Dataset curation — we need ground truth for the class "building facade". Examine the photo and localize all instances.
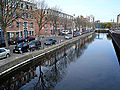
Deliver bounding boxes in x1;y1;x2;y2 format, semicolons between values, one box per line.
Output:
34;8;73;36
7;0;37;39
87;15;95;23
117;14;120;24
0;0;74;44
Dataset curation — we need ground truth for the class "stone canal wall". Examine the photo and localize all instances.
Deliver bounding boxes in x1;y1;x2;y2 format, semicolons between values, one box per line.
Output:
109;30;120;50
0;32;94;76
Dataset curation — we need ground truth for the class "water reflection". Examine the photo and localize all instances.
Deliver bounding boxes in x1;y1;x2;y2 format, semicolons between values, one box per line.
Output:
0;34;95;90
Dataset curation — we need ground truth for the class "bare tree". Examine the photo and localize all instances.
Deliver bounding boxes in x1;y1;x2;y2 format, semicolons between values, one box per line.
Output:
32;0;48;39
0;0;21;49
74;16;82;31
49;6;61;36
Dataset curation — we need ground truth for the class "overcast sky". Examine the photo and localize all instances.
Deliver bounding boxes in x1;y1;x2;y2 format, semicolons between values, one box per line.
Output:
45;0;120;22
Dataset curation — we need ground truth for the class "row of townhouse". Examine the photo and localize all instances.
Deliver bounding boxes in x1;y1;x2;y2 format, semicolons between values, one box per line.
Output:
0;0;73;42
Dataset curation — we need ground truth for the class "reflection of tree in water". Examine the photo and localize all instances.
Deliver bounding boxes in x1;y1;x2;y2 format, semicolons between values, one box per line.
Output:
107;34;112;40
31;45;78;89
74;35;95;58
0;34;96;90
32;34;96;90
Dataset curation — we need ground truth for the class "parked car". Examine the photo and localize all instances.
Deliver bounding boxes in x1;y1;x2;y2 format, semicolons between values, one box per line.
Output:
73;33;78;37
65;34;73;39
25;36;35;42
28;40;41;51
62;30;70;35
0;48;10;59
13;42;29;54
11;37;25;44
44;38;57;45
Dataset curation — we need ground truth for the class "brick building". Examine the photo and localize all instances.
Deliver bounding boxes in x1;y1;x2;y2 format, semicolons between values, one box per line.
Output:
0;0;73;42
35;8;73;36
6;0;37;39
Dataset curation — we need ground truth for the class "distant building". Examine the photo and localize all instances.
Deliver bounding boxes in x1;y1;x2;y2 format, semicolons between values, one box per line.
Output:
117;14;120;24
87;15;95;23
95;20;100;23
80;15;89;22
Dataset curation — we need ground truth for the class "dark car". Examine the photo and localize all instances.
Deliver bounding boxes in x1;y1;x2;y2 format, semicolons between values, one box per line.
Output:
73;33;78;37
44;38;57;45
28;40;41;51
11;37;25;44
76;33;80;36
13;42;29;54
25;36;35;42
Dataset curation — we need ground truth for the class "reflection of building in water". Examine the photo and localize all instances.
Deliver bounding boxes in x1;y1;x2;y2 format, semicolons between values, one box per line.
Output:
43;46;72;67
0;34;95;90
0;67;36;90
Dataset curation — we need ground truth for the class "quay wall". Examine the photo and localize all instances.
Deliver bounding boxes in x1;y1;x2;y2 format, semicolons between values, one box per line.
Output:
0;32;94;77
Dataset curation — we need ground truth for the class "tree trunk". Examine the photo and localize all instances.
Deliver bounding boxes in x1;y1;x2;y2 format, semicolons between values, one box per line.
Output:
39;27;41;40
3;27;9;49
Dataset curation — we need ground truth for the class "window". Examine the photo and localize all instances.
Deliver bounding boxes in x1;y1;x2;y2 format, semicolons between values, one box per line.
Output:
45;23;47;27
30;6;32;10
32;31;34;36
30;22;33;28
29;31;34;36
16;11;20;17
50;30;52;34
30;14;33;19
9;21;14;28
21;12;24;18
57;24;59;27
25;13;29;19
10;32;15;38
20;31;23;38
16;22;20;28
58;29;60;32
29;31;31;36
26;5;29;9
24;22;28;27
45;17;47;20
50;24;52;27
16;32;19;38
45;30;47;33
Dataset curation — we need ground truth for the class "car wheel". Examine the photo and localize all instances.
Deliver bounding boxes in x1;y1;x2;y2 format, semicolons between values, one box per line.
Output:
27;49;30;52
20;51;23;54
6;54;10;58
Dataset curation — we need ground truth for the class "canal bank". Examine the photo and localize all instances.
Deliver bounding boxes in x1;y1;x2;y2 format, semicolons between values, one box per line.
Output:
109;30;120;50
0;33;119;90
0;32;94;77
109;30;120;62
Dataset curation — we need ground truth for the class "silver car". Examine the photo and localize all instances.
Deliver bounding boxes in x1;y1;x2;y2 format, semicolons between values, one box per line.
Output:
0;48;10;59
65;34;73;39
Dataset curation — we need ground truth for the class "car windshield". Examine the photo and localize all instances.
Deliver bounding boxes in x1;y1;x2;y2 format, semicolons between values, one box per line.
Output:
67;35;72;36
17;43;24;47
0;49;5;53
47;39;52;41
28;41;35;45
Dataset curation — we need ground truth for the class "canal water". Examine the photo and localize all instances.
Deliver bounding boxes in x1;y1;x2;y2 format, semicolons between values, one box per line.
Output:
0;33;120;90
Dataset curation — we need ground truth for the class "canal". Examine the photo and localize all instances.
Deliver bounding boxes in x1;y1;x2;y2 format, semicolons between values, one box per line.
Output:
0;33;120;90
